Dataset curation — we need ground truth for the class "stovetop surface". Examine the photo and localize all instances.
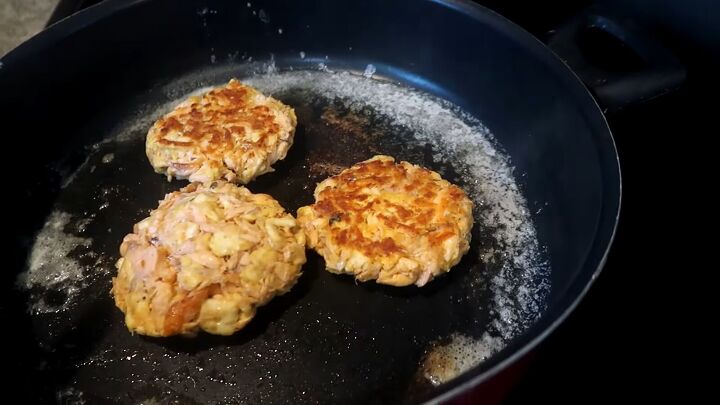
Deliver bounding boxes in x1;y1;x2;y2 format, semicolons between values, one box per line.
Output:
45;0;711;401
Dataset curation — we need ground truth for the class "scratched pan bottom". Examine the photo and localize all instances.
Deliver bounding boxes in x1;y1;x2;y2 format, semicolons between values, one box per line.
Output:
12;65;544;404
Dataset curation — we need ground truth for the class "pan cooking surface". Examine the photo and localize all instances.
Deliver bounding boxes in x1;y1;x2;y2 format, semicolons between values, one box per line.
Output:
17;64;549;404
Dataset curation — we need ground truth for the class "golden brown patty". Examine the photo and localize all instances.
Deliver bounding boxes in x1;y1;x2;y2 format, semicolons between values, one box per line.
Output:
112;181;306;336
146;79;296;184
297;155;473;287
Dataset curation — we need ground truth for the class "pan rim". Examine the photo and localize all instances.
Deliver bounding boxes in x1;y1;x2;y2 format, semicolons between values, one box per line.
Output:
1;0;622;402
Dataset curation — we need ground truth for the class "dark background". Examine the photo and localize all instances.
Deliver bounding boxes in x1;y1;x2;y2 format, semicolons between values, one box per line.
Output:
45;0;715;402
483;1;713;402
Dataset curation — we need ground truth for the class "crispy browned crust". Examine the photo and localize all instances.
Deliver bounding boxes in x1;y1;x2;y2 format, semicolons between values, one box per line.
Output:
146;79;296;184
297;155;473;287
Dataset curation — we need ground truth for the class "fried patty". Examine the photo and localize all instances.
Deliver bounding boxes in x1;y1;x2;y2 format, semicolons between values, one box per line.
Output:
297;155;473;287
146;79;296;184
112;181;306;336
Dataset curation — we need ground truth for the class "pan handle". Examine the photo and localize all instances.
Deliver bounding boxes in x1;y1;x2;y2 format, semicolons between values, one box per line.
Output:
546;8;686;113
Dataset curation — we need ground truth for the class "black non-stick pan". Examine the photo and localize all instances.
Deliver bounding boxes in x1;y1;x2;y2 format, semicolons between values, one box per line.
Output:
1;0;623;403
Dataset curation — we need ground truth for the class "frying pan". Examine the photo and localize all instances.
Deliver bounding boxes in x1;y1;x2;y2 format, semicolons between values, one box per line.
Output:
1;0;626;403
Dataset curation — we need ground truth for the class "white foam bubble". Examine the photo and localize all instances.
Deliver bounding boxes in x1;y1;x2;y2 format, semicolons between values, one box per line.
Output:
17;211;95;313
363;64;376;78
421;333;504;386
